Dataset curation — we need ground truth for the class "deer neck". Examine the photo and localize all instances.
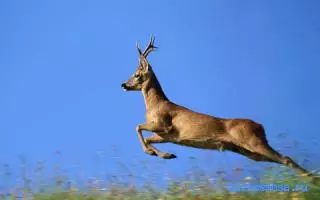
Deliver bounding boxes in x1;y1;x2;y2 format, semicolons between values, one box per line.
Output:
142;74;168;110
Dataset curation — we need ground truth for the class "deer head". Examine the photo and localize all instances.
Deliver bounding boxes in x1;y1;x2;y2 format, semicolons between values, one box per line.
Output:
121;36;157;91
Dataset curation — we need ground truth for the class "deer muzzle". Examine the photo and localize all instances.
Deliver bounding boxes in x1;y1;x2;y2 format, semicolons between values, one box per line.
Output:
121;83;128;91
121;82;135;91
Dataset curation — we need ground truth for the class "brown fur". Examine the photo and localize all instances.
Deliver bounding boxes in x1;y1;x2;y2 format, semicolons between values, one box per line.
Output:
121;36;313;176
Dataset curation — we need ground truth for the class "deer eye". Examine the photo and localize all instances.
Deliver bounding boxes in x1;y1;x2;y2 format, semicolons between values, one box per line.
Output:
134;74;140;78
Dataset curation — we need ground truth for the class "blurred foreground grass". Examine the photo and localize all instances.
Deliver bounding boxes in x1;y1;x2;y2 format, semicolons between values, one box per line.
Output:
1;134;320;200
28;177;320;200
2;166;319;200
31;180;320;200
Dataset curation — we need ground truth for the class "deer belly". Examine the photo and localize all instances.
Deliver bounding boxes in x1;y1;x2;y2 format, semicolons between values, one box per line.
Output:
174;137;224;150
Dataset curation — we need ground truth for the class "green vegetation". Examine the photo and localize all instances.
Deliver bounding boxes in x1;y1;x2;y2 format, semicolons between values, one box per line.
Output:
29;177;320;200
1;136;320;199
2;166;319;200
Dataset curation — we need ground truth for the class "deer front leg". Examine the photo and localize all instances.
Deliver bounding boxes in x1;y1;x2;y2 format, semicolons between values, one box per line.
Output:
136;124;156;156
136;123;174;158
145;134;176;159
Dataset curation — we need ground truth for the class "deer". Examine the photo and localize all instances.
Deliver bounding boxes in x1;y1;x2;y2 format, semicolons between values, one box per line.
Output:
121;36;316;180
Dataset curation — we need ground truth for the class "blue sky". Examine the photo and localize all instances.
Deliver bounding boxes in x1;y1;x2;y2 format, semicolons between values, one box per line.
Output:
1;0;320;187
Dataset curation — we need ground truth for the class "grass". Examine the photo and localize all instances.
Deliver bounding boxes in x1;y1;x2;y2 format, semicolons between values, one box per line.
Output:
28;174;320;200
1;135;320;199
1;161;319;200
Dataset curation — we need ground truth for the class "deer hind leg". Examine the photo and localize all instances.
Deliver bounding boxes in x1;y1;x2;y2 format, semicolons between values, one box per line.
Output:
262;146;310;175
245;139;311;176
232;141;310;176
145;134;177;159
228;145;277;163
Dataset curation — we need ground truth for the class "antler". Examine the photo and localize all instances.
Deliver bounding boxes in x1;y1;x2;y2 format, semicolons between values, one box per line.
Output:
136;35;157;58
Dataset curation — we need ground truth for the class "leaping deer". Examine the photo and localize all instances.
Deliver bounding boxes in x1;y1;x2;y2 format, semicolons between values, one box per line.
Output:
121;36;313;177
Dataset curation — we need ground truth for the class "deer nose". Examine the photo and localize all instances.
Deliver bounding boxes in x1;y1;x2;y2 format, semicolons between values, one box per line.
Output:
121;83;127;90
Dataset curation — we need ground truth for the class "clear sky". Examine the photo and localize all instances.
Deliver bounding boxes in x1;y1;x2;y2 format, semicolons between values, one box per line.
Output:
1;0;320;188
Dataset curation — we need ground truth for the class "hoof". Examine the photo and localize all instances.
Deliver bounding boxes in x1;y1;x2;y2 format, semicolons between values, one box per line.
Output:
161;153;177;159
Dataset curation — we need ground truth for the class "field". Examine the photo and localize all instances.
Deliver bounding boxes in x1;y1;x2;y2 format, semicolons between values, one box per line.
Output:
29;172;320;200
1;134;319;200
1;151;319;200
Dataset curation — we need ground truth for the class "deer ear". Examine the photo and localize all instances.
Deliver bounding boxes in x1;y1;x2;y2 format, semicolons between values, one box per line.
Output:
140;56;149;72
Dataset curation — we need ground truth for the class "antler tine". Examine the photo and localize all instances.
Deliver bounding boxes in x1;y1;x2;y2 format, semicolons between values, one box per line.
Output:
136;41;142;55
142;35;157;57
